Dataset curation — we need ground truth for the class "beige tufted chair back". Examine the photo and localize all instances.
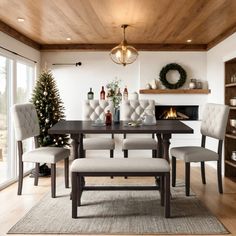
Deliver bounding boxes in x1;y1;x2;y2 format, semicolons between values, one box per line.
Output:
121;100;155;121
11;103;40;141
83;100;114;121
201;103;229;140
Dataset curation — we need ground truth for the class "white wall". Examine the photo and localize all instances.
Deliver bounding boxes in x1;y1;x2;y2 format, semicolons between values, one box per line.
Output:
0;32;41;72
41;51;139;119
41;51;207;118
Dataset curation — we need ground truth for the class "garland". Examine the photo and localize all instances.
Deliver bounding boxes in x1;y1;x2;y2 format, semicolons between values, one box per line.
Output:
159;63;187;89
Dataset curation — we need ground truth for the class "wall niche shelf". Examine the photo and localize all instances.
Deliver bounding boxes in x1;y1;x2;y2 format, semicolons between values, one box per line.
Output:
224;57;236;178
139;89;211;94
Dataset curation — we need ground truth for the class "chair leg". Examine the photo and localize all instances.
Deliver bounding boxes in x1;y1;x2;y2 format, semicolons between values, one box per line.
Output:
64;158;69;188
34;163;40;186
160;176;164;206
164;173;170;218
110;150;114;158
18;161;24;195
152;150;157;158
72;172;78;218
217;160;223;194
51;164;56;198
201;161;206;184
124;150;128;179
171;156;176;187
110;150;114;178
185;162;190;196
124;150;128;158
77;176;82;206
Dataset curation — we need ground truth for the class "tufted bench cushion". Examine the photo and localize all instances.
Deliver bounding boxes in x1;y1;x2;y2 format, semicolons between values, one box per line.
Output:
83;138;115;150
23;147;70;164
171;146;219;163
71;157;171;219
71;158;170;173
123;138;157;150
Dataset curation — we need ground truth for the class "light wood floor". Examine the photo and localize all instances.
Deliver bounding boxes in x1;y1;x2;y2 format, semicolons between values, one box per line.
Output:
0;160;236;236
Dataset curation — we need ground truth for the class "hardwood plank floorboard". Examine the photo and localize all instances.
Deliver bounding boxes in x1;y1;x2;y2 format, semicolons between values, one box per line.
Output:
0;160;235;236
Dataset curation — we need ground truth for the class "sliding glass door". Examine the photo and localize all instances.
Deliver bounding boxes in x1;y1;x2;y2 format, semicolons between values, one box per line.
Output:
0;52;35;188
0;55;13;185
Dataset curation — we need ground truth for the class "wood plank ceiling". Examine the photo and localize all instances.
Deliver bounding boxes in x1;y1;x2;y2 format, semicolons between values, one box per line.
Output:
0;0;236;51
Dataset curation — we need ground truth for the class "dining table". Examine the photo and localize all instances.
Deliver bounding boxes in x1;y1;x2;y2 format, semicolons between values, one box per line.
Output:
48;120;194;162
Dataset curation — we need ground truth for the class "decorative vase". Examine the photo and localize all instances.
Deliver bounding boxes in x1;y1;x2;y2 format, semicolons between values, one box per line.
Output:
114;107;120;124
146;83;151;89
189;79;197;89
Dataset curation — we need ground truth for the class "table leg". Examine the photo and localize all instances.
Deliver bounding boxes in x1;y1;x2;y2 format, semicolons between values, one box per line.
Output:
156;134;163;158
79;133;84;159
162;134;171;162
71;135;79;160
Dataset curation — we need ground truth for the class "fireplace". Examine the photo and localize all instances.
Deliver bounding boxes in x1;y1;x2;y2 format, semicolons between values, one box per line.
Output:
155;105;199;120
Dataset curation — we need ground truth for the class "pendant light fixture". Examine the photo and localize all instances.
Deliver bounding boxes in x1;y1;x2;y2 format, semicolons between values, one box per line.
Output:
110;24;138;66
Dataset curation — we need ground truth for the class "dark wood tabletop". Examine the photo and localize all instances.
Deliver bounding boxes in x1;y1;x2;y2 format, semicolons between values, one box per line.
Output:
48;120;193;135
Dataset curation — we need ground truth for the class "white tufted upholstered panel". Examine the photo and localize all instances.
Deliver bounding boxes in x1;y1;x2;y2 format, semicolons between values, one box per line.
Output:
200;103;229;140
11;103;40;141
83;100;114;121
121;100;155;121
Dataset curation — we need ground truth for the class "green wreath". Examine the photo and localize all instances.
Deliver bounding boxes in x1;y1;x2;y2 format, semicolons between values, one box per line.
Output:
159;63;187;89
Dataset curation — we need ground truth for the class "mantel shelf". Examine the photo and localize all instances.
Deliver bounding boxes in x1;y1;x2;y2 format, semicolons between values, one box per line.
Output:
139;89;211;94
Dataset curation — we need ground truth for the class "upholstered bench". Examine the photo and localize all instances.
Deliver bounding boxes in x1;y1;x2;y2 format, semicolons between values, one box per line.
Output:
70;158;171;218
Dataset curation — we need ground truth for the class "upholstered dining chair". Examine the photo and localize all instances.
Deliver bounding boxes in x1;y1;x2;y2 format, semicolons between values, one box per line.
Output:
171;103;229;196
12;103;70;198
121;100;157;158
82;100;115;157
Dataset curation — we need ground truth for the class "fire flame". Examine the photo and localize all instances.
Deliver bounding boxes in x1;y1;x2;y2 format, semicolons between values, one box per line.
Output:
165;107;177;119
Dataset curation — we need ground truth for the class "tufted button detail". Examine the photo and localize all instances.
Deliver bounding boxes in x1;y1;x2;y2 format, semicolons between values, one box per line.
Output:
200;103;229;140
11;103;40;141
121;100;155;121
83;100;114;121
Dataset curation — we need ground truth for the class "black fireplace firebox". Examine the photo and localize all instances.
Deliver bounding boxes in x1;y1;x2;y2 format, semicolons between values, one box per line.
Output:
155;105;199;120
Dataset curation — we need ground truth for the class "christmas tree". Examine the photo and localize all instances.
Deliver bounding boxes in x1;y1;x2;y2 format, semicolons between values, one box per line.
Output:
31;70;69;147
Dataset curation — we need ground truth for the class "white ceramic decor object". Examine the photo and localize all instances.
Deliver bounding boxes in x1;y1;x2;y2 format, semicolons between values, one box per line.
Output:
150;79;157;89
129;92;139;100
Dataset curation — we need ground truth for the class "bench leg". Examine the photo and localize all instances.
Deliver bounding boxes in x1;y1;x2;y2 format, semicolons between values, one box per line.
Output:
124;150;128;179
160;176;164;206
164;173;170;218
72;172;78;218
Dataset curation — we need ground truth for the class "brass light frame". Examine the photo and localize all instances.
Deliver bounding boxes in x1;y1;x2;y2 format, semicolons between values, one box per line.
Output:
110;24;138;66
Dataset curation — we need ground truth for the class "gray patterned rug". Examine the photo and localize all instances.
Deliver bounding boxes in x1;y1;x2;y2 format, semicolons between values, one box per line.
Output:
8;181;229;235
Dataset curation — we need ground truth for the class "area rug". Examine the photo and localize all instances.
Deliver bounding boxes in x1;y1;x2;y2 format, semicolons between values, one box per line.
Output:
8;181;229;235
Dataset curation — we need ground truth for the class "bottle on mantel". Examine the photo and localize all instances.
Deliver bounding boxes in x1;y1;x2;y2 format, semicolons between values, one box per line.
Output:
87;88;94;100
123;86;128;101
100;86;105;100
